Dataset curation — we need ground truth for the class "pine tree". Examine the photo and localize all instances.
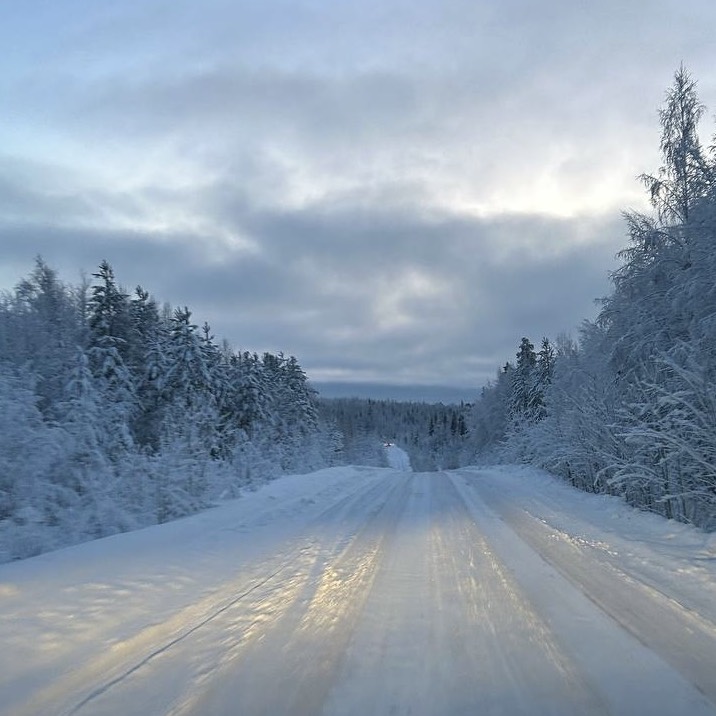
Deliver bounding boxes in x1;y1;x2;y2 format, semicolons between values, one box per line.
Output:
86;262;137;459
9;257;81;414
129;286;166;450
640;65;713;225
88;261;132;360
510;337;538;420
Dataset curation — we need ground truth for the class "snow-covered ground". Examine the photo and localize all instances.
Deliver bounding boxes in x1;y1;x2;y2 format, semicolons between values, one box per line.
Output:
384;443;411;471
1;464;715;715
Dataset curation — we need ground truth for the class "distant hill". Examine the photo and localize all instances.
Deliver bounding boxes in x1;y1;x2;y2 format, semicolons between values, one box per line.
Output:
312;381;476;405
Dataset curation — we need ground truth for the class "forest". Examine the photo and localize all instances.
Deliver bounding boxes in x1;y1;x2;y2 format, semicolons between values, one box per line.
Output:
470;67;716;530
0;260;335;560
319;397;471;471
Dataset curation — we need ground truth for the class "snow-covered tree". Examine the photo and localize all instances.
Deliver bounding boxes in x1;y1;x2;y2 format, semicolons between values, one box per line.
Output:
3;257;82;414
640;64;713;225
509;337;539;421
0;365;64;560
0;259;331;560
472;67;716;529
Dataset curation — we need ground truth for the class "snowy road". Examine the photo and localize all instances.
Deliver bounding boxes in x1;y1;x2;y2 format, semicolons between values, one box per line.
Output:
2;466;716;715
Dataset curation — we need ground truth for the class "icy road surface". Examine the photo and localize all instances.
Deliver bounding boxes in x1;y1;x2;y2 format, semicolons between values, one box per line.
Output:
2;466;716;716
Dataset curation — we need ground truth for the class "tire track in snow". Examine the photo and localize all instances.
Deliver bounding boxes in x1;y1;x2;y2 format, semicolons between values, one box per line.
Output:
17;546;318;716
13;473;399;716
178;473;414;716
427;475;607;715
467;476;716;708
325;473;607;716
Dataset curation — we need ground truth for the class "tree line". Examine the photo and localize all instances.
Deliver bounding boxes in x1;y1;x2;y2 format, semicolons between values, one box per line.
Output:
319;397;471;471
469;67;716;530
0;259;334;560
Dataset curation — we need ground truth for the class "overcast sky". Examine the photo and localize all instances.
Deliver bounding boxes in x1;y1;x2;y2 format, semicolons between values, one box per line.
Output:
2;1;716;399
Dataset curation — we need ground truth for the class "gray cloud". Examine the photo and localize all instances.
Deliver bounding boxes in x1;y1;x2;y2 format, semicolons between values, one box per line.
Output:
1;0;715;393
0;182;624;388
